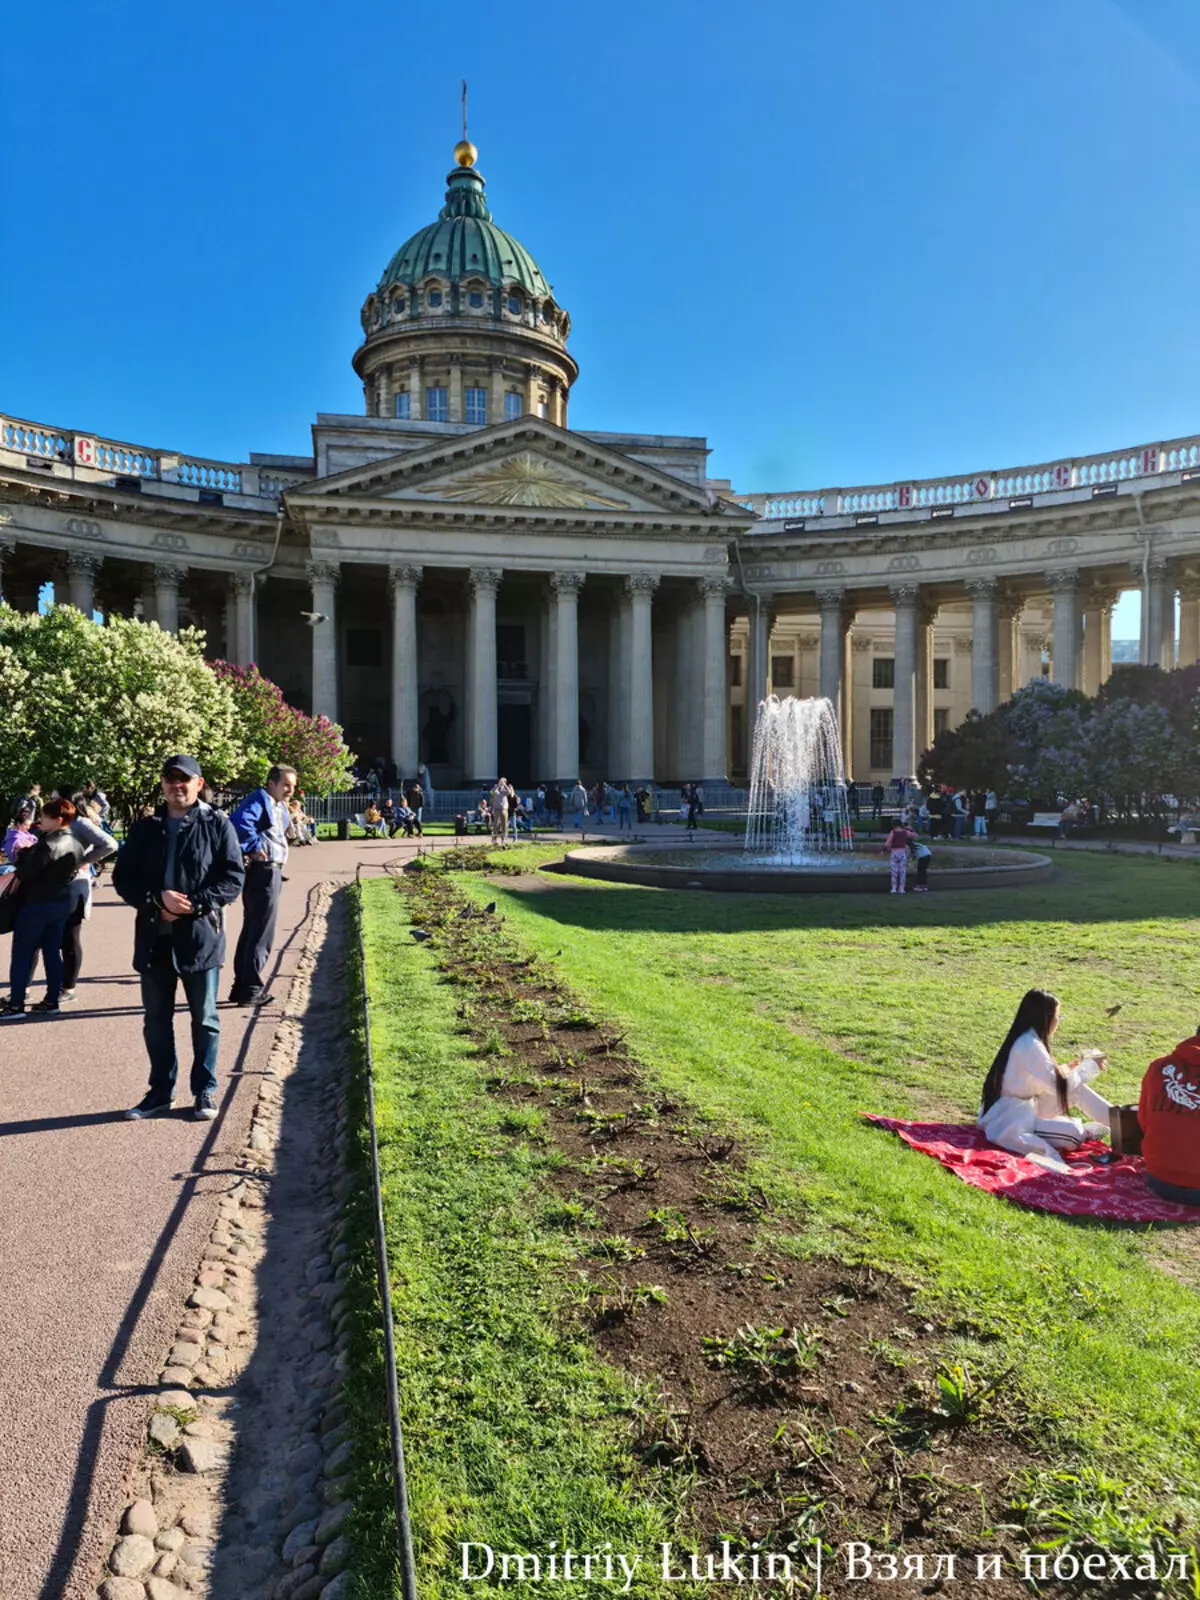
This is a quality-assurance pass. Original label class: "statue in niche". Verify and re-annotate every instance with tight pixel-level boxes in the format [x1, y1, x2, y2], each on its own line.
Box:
[421, 691, 457, 764]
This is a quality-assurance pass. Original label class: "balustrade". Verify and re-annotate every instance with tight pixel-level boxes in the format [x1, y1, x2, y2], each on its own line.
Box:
[740, 430, 1200, 526]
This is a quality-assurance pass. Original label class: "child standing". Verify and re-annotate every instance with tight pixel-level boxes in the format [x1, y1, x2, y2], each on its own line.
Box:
[912, 839, 932, 891]
[885, 821, 915, 893]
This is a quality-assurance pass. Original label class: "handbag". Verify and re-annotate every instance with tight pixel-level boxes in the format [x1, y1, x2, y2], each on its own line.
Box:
[0, 877, 22, 937]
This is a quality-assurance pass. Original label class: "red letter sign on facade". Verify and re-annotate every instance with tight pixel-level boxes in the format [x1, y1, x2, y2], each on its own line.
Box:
[74, 436, 96, 467]
[1140, 447, 1159, 475]
[1054, 463, 1071, 489]
[897, 485, 912, 508]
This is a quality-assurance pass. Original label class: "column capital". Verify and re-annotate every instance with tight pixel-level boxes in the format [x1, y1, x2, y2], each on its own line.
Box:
[67, 550, 102, 577]
[1046, 567, 1080, 594]
[306, 560, 341, 588]
[851, 633, 873, 653]
[153, 562, 187, 585]
[388, 563, 422, 594]
[1146, 554, 1172, 579]
[231, 570, 257, 596]
[965, 575, 999, 599]
[815, 585, 846, 611]
[1083, 581, 1119, 612]
[624, 572, 660, 597]
[1178, 578, 1200, 603]
[550, 570, 586, 598]
[469, 566, 502, 595]
[997, 588, 1025, 622]
[888, 582, 921, 608]
[698, 574, 731, 599]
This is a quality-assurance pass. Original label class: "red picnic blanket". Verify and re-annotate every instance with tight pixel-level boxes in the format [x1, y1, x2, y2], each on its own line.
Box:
[864, 1115, 1200, 1223]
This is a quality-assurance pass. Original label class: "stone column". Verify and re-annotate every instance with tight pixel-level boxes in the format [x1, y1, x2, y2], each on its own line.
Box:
[1080, 586, 1115, 697]
[1141, 557, 1176, 670]
[490, 361, 505, 424]
[1179, 581, 1200, 668]
[389, 564, 422, 776]
[525, 364, 540, 416]
[700, 576, 730, 783]
[153, 563, 185, 634]
[464, 567, 501, 781]
[66, 552, 101, 615]
[408, 361, 422, 420]
[229, 571, 257, 666]
[1048, 569, 1082, 690]
[889, 584, 919, 780]
[818, 588, 852, 772]
[548, 572, 584, 781]
[966, 576, 999, 713]
[817, 588, 846, 711]
[306, 561, 340, 720]
[449, 362, 464, 424]
[914, 603, 936, 762]
[997, 594, 1022, 702]
[608, 584, 630, 777]
[626, 575, 658, 782]
[746, 597, 774, 772]
[377, 366, 392, 418]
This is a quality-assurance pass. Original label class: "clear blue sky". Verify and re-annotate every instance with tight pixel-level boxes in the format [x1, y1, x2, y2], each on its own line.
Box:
[6, 0, 1197, 635]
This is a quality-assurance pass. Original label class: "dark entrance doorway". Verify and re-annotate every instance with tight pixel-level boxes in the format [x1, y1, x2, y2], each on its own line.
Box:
[497, 702, 532, 786]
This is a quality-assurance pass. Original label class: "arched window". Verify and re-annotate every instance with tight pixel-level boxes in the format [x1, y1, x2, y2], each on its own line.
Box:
[468, 289, 485, 309]
[427, 288, 444, 308]
[506, 292, 522, 316]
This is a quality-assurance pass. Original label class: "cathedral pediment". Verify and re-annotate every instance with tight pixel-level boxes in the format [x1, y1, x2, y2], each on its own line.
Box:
[286, 418, 735, 520]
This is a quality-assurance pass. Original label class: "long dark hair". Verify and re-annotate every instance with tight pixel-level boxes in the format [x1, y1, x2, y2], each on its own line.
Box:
[981, 988, 1062, 1114]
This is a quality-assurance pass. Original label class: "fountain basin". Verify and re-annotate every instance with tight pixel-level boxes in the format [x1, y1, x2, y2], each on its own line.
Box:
[558, 840, 1053, 894]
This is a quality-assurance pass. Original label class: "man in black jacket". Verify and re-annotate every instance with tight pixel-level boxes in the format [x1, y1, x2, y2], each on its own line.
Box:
[113, 755, 245, 1121]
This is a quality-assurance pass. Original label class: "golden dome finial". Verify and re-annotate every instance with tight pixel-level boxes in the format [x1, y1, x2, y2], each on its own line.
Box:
[455, 78, 477, 167]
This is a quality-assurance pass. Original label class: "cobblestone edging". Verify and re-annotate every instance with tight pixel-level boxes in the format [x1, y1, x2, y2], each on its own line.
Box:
[96, 884, 360, 1600]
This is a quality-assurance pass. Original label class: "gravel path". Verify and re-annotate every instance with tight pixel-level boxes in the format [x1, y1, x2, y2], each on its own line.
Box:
[0, 837, 405, 1600]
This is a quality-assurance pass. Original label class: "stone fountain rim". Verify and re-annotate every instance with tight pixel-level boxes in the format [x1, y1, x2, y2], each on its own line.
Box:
[557, 839, 1055, 895]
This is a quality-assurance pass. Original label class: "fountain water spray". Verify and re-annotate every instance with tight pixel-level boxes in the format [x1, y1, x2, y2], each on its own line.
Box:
[744, 695, 854, 860]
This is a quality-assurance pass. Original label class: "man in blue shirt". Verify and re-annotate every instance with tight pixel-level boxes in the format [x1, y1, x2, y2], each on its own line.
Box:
[228, 765, 296, 1008]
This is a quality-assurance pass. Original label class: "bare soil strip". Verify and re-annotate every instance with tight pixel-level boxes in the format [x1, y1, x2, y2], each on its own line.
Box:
[399, 865, 1108, 1599]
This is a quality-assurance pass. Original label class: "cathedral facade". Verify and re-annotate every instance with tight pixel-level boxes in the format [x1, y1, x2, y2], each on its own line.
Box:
[3, 140, 1200, 788]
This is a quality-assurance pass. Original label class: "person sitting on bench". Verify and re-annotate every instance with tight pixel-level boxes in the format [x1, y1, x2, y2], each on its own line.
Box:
[1139, 1029, 1200, 1205]
[977, 988, 1111, 1173]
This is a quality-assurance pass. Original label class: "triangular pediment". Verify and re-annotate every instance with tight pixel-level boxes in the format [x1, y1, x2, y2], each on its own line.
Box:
[286, 418, 735, 520]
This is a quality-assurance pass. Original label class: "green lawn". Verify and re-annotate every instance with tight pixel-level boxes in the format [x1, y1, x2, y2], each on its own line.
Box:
[456, 849, 1200, 1525]
[349, 880, 700, 1600]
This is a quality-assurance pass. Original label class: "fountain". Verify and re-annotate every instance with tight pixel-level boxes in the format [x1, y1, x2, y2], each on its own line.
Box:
[744, 695, 853, 862]
[556, 694, 1051, 894]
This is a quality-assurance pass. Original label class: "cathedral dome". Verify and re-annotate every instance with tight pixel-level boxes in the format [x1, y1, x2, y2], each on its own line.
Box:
[354, 144, 577, 427]
[361, 152, 569, 345]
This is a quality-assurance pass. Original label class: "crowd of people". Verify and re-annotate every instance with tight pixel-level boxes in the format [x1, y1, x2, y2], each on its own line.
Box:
[1, 757, 301, 1124]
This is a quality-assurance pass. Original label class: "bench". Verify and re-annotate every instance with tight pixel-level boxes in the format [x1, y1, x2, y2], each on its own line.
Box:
[1029, 812, 1061, 831]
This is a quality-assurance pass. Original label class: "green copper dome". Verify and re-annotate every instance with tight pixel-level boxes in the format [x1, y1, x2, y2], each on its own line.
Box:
[376, 164, 553, 301]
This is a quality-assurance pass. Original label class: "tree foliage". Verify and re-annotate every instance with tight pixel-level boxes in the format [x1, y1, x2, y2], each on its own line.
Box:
[919, 667, 1200, 819]
[210, 662, 355, 796]
[0, 605, 245, 825]
[0, 606, 355, 827]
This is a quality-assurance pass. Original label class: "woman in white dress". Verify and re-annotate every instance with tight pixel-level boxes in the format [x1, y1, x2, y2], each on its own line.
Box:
[978, 989, 1111, 1172]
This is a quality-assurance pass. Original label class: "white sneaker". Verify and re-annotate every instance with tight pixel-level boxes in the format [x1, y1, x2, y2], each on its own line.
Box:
[60, 989, 77, 1003]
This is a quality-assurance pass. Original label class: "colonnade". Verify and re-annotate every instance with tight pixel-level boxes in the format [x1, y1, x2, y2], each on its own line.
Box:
[303, 561, 730, 784]
[743, 561, 1200, 779]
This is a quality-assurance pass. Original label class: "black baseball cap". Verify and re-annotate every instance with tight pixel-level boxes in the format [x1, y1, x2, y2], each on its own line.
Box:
[161, 754, 203, 779]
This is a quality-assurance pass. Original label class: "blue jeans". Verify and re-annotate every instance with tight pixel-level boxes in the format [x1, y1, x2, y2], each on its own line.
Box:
[10, 896, 71, 1006]
[1147, 1174, 1200, 1207]
[141, 938, 221, 1099]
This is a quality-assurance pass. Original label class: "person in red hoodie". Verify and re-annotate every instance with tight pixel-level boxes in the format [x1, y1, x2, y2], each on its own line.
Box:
[1139, 1032, 1200, 1205]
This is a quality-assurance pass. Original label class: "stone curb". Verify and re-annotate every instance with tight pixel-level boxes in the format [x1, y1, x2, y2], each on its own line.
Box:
[97, 883, 358, 1600]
